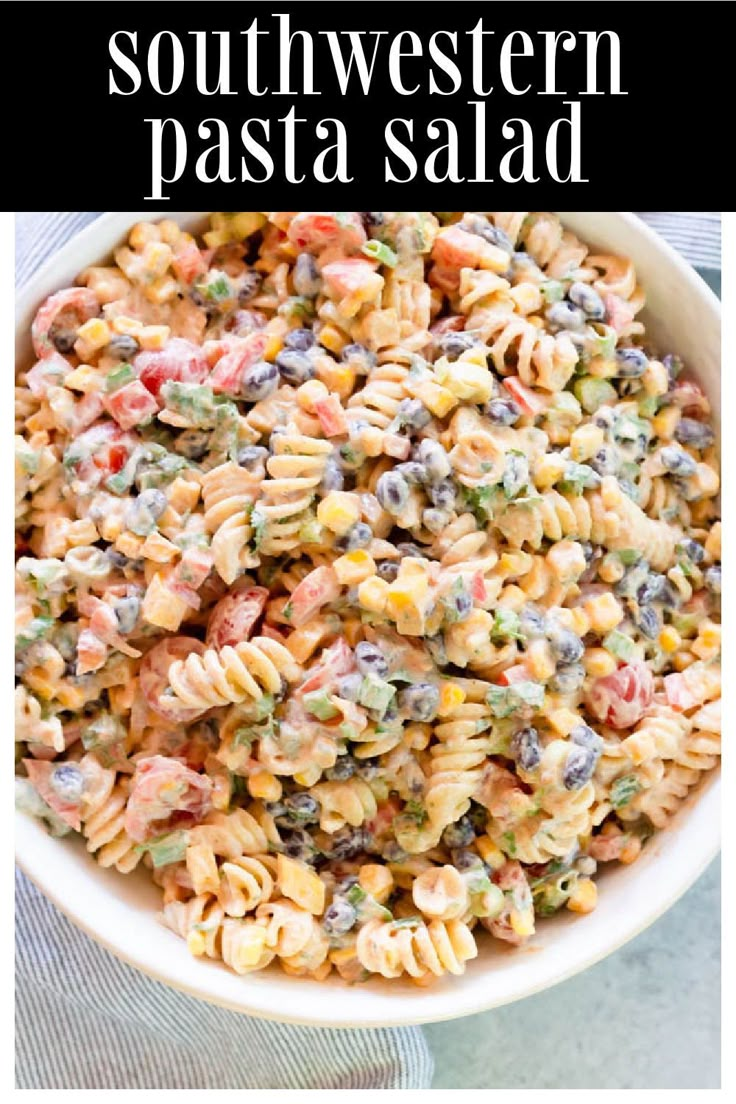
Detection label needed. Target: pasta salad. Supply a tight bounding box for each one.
[15,211,721,986]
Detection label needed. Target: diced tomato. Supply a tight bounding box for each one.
[603,293,636,335]
[314,395,348,437]
[140,637,207,723]
[663,672,700,712]
[206,587,269,648]
[287,212,366,254]
[470,571,487,603]
[174,547,214,591]
[321,258,379,299]
[364,795,403,841]
[25,352,72,397]
[72,391,105,433]
[68,421,139,487]
[430,314,465,337]
[171,240,208,284]
[23,759,83,830]
[496,664,528,686]
[587,661,654,729]
[296,636,355,696]
[431,225,498,270]
[135,338,210,398]
[288,566,341,629]
[382,433,411,460]
[208,332,270,395]
[124,755,213,843]
[102,380,159,430]
[502,376,547,417]
[668,380,710,417]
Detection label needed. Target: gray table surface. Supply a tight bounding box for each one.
[427,263,721,1091]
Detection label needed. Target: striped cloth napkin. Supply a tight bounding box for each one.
[15,211,720,1091]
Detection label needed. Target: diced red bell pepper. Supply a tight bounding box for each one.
[502,376,547,417]
[208,332,270,395]
[102,380,159,430]
[206,587,269,648]
[288,566,340,629]
[135,338,210,398]
[314,395,348,437]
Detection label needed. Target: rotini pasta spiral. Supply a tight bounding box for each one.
[201,462,260,585]
[161,637,301,716]
[256,432,333,555]
[356,917,477,980]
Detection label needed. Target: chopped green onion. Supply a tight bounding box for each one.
[362,239,398,267]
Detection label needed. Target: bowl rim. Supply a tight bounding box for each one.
[15,210,721,1027]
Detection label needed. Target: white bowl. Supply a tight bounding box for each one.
[15,212,721,1027]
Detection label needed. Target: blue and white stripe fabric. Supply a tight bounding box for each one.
[14,210,720,1090]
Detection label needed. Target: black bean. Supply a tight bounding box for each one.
[396,398,431,429]
[705,565,721,594]
[662,353,684,384]
[336,673,363,703]
[106,334,140,360]
[376,471,410,514]
[395,461,428,485]
[241,359,279,401]
[319,456,344,494]
[382,840,409,863]
[562,746,597,789]
[236,271,262,303]
[275,349,315,385]
[485,397,521,426]
[238,446,268,474]
[635,572,665,605]
[355,641,389,678]
[326,755,358,781]
[293,253,321,297]
[519,605,547,639]
[660,445,697,476]
[113,596,140,635]
[547,626,584,664]
[615,561,650,599]
[427,478,456,511]
[613,347,648,378]
[362,212,385,228]
[676,539,705,564]
[590,445,619,477]
[546,301,586,332]
[377,560,400,583]
[511,727,541,771]
[636,605,661,639]
[459,215,513,253]
[439,332,476,360]
[336,522,373,552]
[50,764,85,802]
[426,634,448,666]
[423,508,451,534]
[548,663,586,694]
[416,439,451,483]
[284,792,320,824]
[176,429,210,461]
[396,542,425,558]
[328,826,367,860]
[284,327,316,352]
[503,453,529,499]
[446,585,472,622]
[571,724,603,754]
[323,898,357,935]
[341,343,376,372]
[282,828,318,863]
[451,848,485,872]
[674,418,714,451]
[397,682,440,722]
[441,816,475,849]
[125,488,168,536]
[568,282,606,320]
[49,325,78,354]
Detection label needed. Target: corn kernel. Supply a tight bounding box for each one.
[652,405,680,440]
[294,764,322,787]
[74,318,111,360]
[437,682,466,716]
[332,549,376,585]
[476,835,506,869]
[525,637,556,681]
[277,854,326,914]
[142,240,173,277]
[63,363,105,393]
[619,837,643,864]
[142,573,187,631]
[137,324,171,350]
[569,423,604,463]
[643,359,669,396]
[186,930,207,957]
[359,864,394,903]
[584,592,624,633]
[405,377,458,418]
[548,708,581,737]
[567,878,598,914]
[357,575,390,614]
[546,540,586,582]
[583,647,617,678]
[130,221,161,250]
[693,621,721,660]
[145,275,179,305]
[111,315,143,337]
[658,626,681,653]
[509,907,535,937]
[167,477,201,514]
[247,768,283,803]
[568,607,591,637]
[598,553,625,584]
[232,925,268,968]
[318,323,348,355]
[317,492,361,535]
[315,357,356,399]
[54,684,88,711]
[672,651,696,672]
[297,379,330,413]
[115,531,145,558]
[704,521,721,561]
